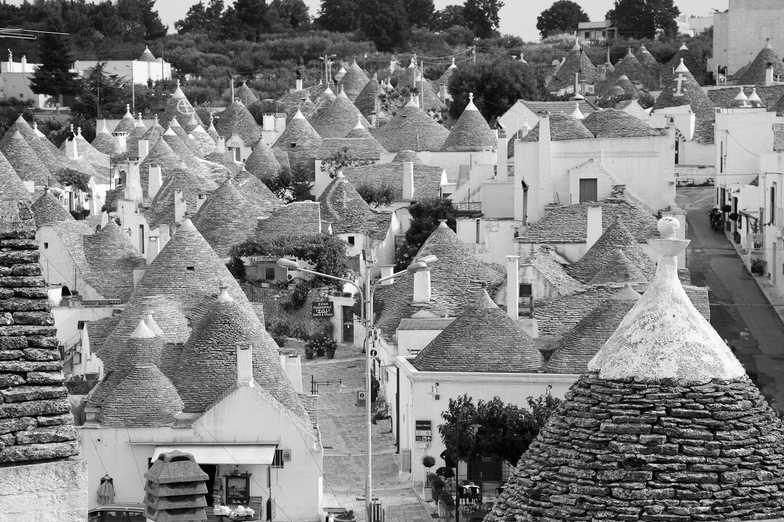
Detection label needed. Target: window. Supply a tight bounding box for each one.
[772,185,777,225]
[265,267,276,280]
[138,224,145,254]
[579,178,598,203]
[43,242,48,249]
[77,321,85,330]
[475,219,481,244]
[186,266,195,272]
[271,449,288,468]
[584,31,590,39]
[520,284,533,297]
[347,235,355,246]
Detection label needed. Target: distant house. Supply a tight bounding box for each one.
[710,0,784,76]
[577,20,616,42]
[74,46,171,85]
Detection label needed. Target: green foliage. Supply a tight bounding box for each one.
[317,0,362,33]
[29,31,81,100]
[371,399,391,422]
[607,0,681,40]
[229,234,351,291]
[463,0,504,39]
[226,257,247,280]
[176,0,310,39]
[356,183,395,208]
[70,62,127,119]
[439,390,562,467]
[404,0,435,29]
[305,333,337,353]
[263,166,314,203]
[537,0,590,40]
[422,455,436,468]
[57,169,91,193]
[358,0,409,52]
[320,148,376,178]
[395,198,456,271]
[432,5,465,31]
[447,57,549,122]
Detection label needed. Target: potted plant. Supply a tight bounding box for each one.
[372,400,392,432]
[304,347,314,360]
[429,474,445,503]
[324,337,338,359]
[306,334,334,357]
[438,489,455,518]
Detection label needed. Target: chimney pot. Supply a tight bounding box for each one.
[506,256,520,320]
[413,269,431,303]
[403,162,415,200]
[236,345,254,387]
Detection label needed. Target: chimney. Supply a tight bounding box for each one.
[766,64,775,87]
[376,265,394,285]
[573,72,579,95]
[114,131,127,153]
[148,165,162,199]
[147,235,160,263]
[413,268,431,303]
[296,78,303,91]
[20,55,27,72]
[586,205,602,250]
[230,80,235,104]
[403,161,415,200]
[262,114,275,131]
[774,123,784,152]
[196,193,207,212]
[506,255,520,320]
[174,190,186,224]
[497,137,508,181]
[439,83,447,103]
[138,139,149,162]
[236,344,254,387]
[216,137,226,153]
[124,162,143,202]
[65,138,78,160]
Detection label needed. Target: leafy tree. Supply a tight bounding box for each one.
[463,0,504,39]
[229,234,351,291]
[29,31,81,101]
[606,0,680,40]
[404,0,435,29]
[320,148,376,178]
[317,0,361,32]
[358,0,409,52]
[263,166,314,203]
[537,0,590,39]
[356,184,395,208]
[270,0,311,29]
[439,391,562,467]
[432,5,465,31]
[70,63,127,119]
[57,169,92,193]
[116,0,168,40]
[447,58,548,122]
[394,198,456,271]
[175,0,226,34]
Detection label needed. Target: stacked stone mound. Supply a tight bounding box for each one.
[0,200,78,463]
[486,218,784,522]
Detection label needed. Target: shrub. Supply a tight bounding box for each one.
[422,455,436,469]
[305,333,337,353]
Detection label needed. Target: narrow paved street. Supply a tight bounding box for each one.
[678,187,784,413]
[296,344,432,522]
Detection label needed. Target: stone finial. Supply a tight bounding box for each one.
[438,219,448,228]
[69,123,74,135]
[469,92,474,103]
[77,126,82,137]
[217,283,233,303]
[125,103,131,114]
[176,78,180,87]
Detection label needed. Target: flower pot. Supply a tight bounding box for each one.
[377,417,392,433]
[305,350,314,360]
[316,348,325,357]
[423,486,433,502]
[325,350,335,359]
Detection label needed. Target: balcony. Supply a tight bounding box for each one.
[454,202,483,217]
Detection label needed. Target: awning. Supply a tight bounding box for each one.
[152,445,276,465]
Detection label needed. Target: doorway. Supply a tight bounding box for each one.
[199,464,218,505]
[342,306,354,344]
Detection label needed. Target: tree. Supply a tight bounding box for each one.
[439,391,562,468]
[263,166,313,203]
[29,31,81,101]
[432,5,465,31]
[233,0,270,41]
[70,63,127,119]
[175,0,227,34]
[404,0,435,29]
[606,0,680,40]
[536,0,589,39]
[447,58,548,122]
[394,198,456,271]
[358,0,409,52]
[317,0,361,32]
[356,184,395,208]
[270,0,310,29]
[116,0,168,40]
[463,0,504,39]
[320,148,376,178]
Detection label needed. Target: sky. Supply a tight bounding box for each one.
[7,0,729,42]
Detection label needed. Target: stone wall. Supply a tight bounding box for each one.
[0,458,88,521]
[489,373,784,522]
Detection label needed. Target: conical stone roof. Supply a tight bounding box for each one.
[272,109,323,174]
[207,117,219,142]
[189,123,216,155]
[139,136,183,194]
[185,112,200,133]
[635,44,661,88]
[244,138,281,183]
[583,109,659,138]
[391,150,423,164]
[31,188,72,227]
[339,59,370,102]
[603,49,656,92]
[114,106,136,135]
[590,249,648,284]
[140,119,165,149]
[162,83,204,128]
[138,46,157,62]
[354,74,381,118]
[1,117,68,178]
[370,98,449,152]
[100,364,183,427]
[234,82,259,106]
[192,177,276,258]
[438,58,458,86]
[441,94,496,152]
[174,287,307,420]
[522,113,594,142]
[662,43,707,86]
[214,101,261,147]
[161,128,213,187]
[548,44,598,91]
[97,218,258,371]
[736,40,784,85]
[654,63,715,142]
[83,220,146,301]
[145,165,212,229]
[567,217,656,283]
[169,117,204,158]
[545,283,640,374]
[309,88,371,139]
[92,120,118,156]
[0,130,51,187]
[486,218,784,522]
[412,290,541,373]
[317,172,378,236]
[0,150,31,203]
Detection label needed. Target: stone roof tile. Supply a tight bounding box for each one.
[440,95,496,152]
[213,101,261,147]
[309,88,371,139]
[369,101,449,152]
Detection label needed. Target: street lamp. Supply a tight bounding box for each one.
[277,255,437,521]
[454,420,482,522]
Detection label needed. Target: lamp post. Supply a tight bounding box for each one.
[454,420,481,522]
[126,64,135,115]
[277,255,437,520]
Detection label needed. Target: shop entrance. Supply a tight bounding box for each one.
[342,306,354,344]
[199,464,217,505]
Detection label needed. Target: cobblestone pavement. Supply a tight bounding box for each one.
[294,340,435,522]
